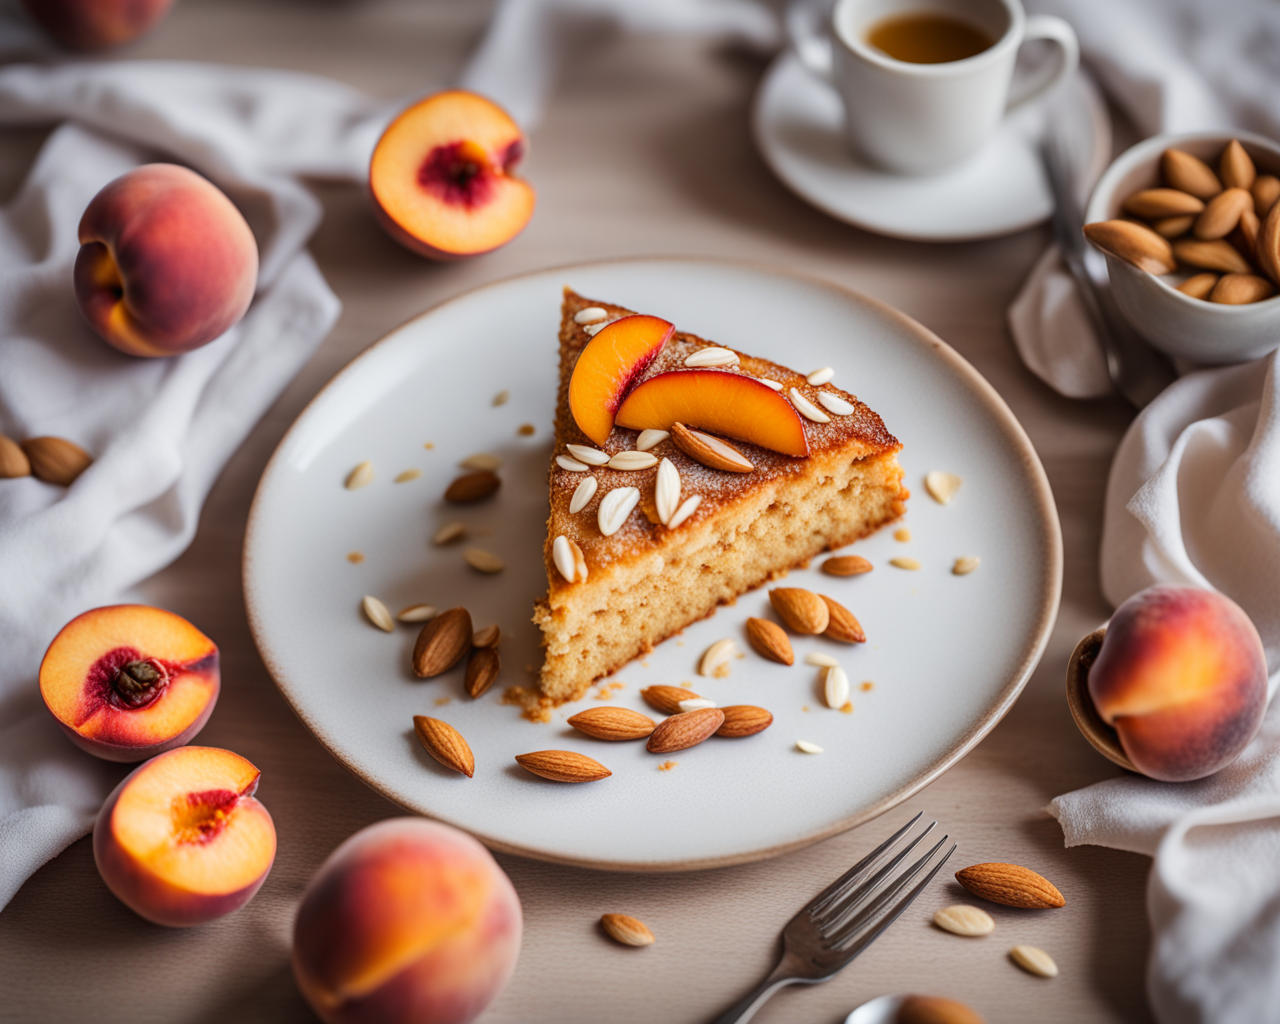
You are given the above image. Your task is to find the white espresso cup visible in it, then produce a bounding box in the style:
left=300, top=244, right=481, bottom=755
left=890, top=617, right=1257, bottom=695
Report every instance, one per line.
left=788, top=0, right=1079, bottom=175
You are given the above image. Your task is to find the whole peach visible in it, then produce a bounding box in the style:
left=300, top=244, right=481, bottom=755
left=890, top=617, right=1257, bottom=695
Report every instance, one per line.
left=293, top=818, right=522, bottom=1024
left=1088, top=584, right=1268, bottom=781
left=21, top=0, right=173, bottom=51
left=75, top=164, right=258, bottom=357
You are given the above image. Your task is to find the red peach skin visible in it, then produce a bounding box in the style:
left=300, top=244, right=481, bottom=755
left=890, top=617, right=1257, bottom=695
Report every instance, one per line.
left=293, top=818, right=522, bottom=1024
left=21, top=0, right=174, bottom=51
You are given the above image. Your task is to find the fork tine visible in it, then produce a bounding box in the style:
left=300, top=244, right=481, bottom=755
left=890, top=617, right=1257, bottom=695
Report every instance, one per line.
left=825, top=836, right=956, bottom=951
left=806, top=811, right=923, bottom=917
left=813, top=820, right=936, bottom=928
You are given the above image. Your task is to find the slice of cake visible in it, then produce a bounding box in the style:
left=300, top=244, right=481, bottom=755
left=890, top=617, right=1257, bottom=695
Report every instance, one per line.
left=533, top=288, right=907, bottom=703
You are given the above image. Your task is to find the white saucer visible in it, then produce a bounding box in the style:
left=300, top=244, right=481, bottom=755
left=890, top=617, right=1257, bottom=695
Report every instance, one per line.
left=752, top=53, right=1111, bottom=242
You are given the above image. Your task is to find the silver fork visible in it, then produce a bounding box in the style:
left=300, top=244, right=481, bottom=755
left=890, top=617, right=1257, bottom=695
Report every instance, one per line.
left=709, top=814, right=955, bottom=1024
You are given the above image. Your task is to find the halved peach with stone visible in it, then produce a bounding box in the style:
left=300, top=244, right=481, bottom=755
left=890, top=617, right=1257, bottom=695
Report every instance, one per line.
left=568, top=314, right=675, bottom=445
left=94, top=746, right=276, bottom=926
left=370, top=90, right=534, bottom=260
left=615, top=369, right=810, bottom=456
left=40, top=604, right=219, bottom=762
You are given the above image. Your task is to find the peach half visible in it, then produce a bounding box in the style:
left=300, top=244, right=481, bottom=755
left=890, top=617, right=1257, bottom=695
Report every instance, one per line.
left=370, top=90, right=534, bottom=260
left=293, top=818, right=522, bottom=1024
left=40, top=604, right=219, bottom=762
left=94, top=746, right=276, bottom=926
left=1088, top=585, right=1268, bottom=782
left=615, top=369, right=810, bottom=456
left=568, top=314, right=675, bottom=445
left=75, top=163, right=258, bottom=357
left=21, top=0, right=173, bottom=51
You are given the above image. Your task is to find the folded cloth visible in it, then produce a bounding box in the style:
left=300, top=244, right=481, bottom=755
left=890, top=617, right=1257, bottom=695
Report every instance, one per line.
left=0, top=61, right=392, bottom=912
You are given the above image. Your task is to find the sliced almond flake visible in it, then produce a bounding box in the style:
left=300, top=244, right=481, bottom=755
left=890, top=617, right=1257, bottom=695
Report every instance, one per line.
left=789, top=388, right=831, bottom=423
left=925, top=470, right=962, bottom=504
left=684, top=346, right=739, bottom=367
left=608, top=450, right=659, bottom=471
left=758, top=378, right=784, bottom=391
left=890, top=557, right=921, bottom=570
left=698, top=638, right=735, bottom=677
left=552, top=535, right=577, bottom=583
left=362, top=595, right=394, bottom=632
left=635, top=429, right=670, bottom=451
left=597, top=486, right=640, bottom=536
left=569, top=476, right=598, bottom=514
left=807, top=367, right=835, bottom=385
left=394, top=468, right=422, bottom=483
left=345, top=461, right=374, bottom=490
left=1010, top=945, right=1058, bottom=978
left=570, top=538, right=588, bottom=582
left=667, top=494, right=702, bottom=529
left=574, top=306, right=609, bottom=324
left=655, top=458, right=680, bottom=525
left=584, top=318, right=618, bottom=336
left=556, top=455, right=589, bottom=472
left=492, top=390, right=510, bottom=407
left=434, top=522, right=466, bottom=545
left=464, top=547, right=505, bottom=573
left=397, top=603, right=438, bottom=623
left=953, top=556, right=981, bottom=576
left=796, top=740, right=824, bottom=754
left=817, top=391, right=855, bottom=415
left=678, top=697, right=718, bottom=712
left=805, top=652, right=840, bottom=668
left=822, top=665, right=850, bottom=709
left=460, top=452, right=502, bottom=471
left=566, top=444, right=610, bottom=466
left=933, top=905, right=995, bottom=937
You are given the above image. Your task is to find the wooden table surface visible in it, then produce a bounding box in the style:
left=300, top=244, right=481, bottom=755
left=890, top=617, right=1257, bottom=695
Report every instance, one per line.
left=0, top=2, right=1154, bottom=1021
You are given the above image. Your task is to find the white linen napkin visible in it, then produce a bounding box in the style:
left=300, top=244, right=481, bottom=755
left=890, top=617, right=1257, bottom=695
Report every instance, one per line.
left=0, top=61, right=391, bottom=911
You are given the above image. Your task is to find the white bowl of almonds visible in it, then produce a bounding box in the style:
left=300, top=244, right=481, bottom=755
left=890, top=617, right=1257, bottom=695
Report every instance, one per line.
left=1083, top=131, right=1280, bottom=364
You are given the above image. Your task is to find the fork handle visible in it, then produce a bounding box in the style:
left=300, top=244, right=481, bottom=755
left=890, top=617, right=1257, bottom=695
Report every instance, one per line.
left=707, top=959, right=804, bottom=1024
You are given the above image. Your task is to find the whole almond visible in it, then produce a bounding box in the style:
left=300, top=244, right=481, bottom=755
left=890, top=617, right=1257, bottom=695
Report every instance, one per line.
left=22, top=436, right=92, bottom=486
left=1253, top=174, right=1280, bottom=218
left=955, top=863, right=1065, bottom=909
left=823, top=554, right=873, bottom=576
left=444, top=470, right=500, bottom=503
left=1153, top=214, right=1195, bottom=238
left=0, top=435, right=31, bottom=478
left=1162, top=147, right=1223, bottom=199
left=515, top=749, right=611, bottom=782
left=820, top=595, right=865, bottom=643
left=1177, top=273, right=1219, bottom=300
left=601, top=913, right=655, bottom=947
left=933, top=904, right=996, bottom=937
left=1121, top=187, right=1204, bottom=220
left=746, top=617, right=794, bottom=665
left=647, top=708, right=725, bottom=753
left=1193, top=187, right=1253, bottom=240
left=1257, top=201, right=1280, bottom=285
left=464, top=646, right=500, bottom=698
left=716, top=705, right=774, bottom=738
left=1082, top=220, right=1176, bottom=275
left=413, top=716, right=474, bottom=777
left=896, top=994, right=986, bottom=1024
left=568, top=706, right=656, bottom=741
left=1172, top=238, right=1253, bottom=275
left=641, top=685, right=702, bottom=715
left=1210, top=273, right=1274, bottom=305
left=770, top=588, right=830, bottom=634
left=472, top=624, right=500, bottom=648
left=669, top=421, right=754, bottom=473
left=1220, top=139, right=1256, bottom=190
left=412, top=607, right=473, bottom=678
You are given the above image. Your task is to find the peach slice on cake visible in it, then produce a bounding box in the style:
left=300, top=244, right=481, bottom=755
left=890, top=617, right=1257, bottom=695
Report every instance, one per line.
left=370, top=90, right=535, bottom=260
left=93, top=746, right=276, bottom=926
left=40, top=604, right=219, bottom=762
left=615, top=369, right=810, bottom=457
left=567, top=314, right=675, bottom=445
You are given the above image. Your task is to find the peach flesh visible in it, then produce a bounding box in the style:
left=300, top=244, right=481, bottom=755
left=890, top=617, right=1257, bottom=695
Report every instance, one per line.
left=21, top=0, right=173, bottom=51
left=293, top=818, right=522, bottom=1024
left=568, top=314, right=675, bottom=445
left=1088, top=585, right=1268, bottom=782
left=93, top=746, right=276, bottom=927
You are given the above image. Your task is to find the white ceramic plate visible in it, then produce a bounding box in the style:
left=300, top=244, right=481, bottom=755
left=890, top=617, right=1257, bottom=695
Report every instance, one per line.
left=752, top=53, right=1111, bottom=241
left=244, top=258, right=1061, bottom=871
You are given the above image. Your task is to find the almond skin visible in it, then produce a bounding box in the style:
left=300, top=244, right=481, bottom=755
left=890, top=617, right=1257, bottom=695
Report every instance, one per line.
left=1193, top=187, right=1253, bottom=240
left=1253, top=174, right=1280, bottom=218
left=413, top=716, right=474, bottom=777
left=820, top=595, right=865, bottom=643
left=567, top=706, right=656, bottom=741
left=955, top=863, right=1065, bottom=909
left=1153, top=214, right=1195, bottom=238
left=716, top=705, right=773, bottom=738
left=1210, top=273, right=1274, bottom=305
left=1173, top=238, right=1253, bottom=275
left=641, top=685, right=701, bottom=715
left=601, top=913, right=655, bottom=947
left=822, top=555, right=873, bottom=576
left=515, top=749, right=611, bottom=782
left=1082, top=220, right=1176, bottom=275
left=1220, top=139, right=1257, bottom=190
left=1122, top=187, right=1204, bottom=220
left=746, top=617, right=794, bottom=665
left=769, top=588, right=830, bottom=634
left=0, top=435, right=31, bottom=478
left=22, top=436, right=92, bottom=486
left=1177, top=272, right=1220, bottom=299
left=1257, top=201, right=1280, bottom=285
left=472, top=624, right=500, bottom=647
left=444, top=469, right=500, bottom=503
left=669, top=421, right=754, bottom=473
left=464, top=646, right=500, bottom=698
left=647, top=708, right=725, bottom=753
left=412, top=607, right=473, bottom=678
left=896, top=995, right=985, bottom=1024
left=1162, top=147, right=1223, bottom=200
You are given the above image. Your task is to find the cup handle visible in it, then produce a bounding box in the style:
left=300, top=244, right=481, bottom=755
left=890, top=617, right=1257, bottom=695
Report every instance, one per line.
left=785, top=0, right=836, bottom=84
left=1006, top=14, right=1080, bottom=112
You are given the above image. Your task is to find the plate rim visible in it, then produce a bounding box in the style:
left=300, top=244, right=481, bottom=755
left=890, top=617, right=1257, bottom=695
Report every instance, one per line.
left=243, top=255, right=1063, bottom=872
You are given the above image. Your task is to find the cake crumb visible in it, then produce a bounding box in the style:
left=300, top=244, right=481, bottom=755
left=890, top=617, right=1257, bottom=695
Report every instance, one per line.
left=861, top=681, right=874, bottom=692
left=423, top=441, right=435, bottom=449
left=658, top=761, right=678, bottom=772
left=435, top=697, right=452, bottom=707
left=594, top=682, right=626, bottom=700
left=713, top=664, right=730, bottom=679
left=841, top=701, right=854, bottom=714
left=493, top=389, right=510, bottom=406
left=801, top=705, right=810, bottom=712
left=502, top=685, right=555, bottom=723
left=346, top=551, right=364, bottom=564
left=894, top=527, right=912, bottom=542
left=518, top=423, right=536, bottom=436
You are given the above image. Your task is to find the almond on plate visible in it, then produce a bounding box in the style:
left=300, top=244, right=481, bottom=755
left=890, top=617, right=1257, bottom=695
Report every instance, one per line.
left=769, top=588, right=829, bottom=634
left=955, top=862, right=1065, bottom=909
left=716, top=705, right=773, bottom=738
left=567, top=707, right=656, bottom=741
left=745, top=617, right=794, bottom=665
left=601, top=913, right=655, bottom=947
left=412, top=716, right=474, bottom=777
left=646, top=708, right=725, bottom=753
left=641, top=685, right=702, bottom=715
left=412, top=607, right=473, bottom=678
left=514, top=750, right=611, bottom=782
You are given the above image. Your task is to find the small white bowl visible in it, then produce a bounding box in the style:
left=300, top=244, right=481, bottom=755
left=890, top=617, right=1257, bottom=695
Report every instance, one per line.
left=1084, top=130, right=1280, bottom=364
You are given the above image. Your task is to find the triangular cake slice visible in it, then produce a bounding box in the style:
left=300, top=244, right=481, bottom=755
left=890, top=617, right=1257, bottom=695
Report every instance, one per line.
left=534, top=288, right=907, bottom=703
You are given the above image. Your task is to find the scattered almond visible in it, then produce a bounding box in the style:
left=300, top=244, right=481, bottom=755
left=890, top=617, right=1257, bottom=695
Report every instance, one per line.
left=412, top=607, right=473, bottom=678
left=670, top=422, right=754, bottom=473
left=569, top=476, right=598, bottom=514
left=434, top=521, right=467, bottom=545
left=23, top=437, right=92, bottom=486
left=460, top=452, right=502, bottom=471
left=601, top=913, right=655, bottom=947
left=445, top=470, right=501, bottom=503
left=472, top=624, right=500, bottom=647
left=465, top=647, right=500, bottom=698
left=666, top=494, right=702, bottom=529
left=890, top=557, right=921, bottom=570
left=397, top=603, right=438, bottom=623
left=1162, top=148, right=1223, bottom=199
left=1193, top=187, right=1253, bottom=240
left=597, top=486, right=640, bottom=536
left=822, top=664, right=850, bottom=709
left=684, top=346, right=739, bottom=367
left=1010, top=945, right=1058, bottom=979
left=894, top=527, right=912, bottom=542
left=345, top=460, right=373, bottom=490
left=608, top=450, right=658, bottom=471
left=925, top=470, right=962, bottom=504
left=1177, top=273, right=1219, bottom=299
left=641, top=685, right=701, bottom=715
left=822, top=554, right=873, bottom=576
left=1211, top=273, right=1274, bottom=304
left=698, top=638, right=736, bottom=677
left=1220, top=138, right=1256, bottom=190
left=0, top=435, right=30, bottom=478
left=677, top=697, right=717, bottom=712
left=464, top=547, right=504, bottom=573
left=566, top=443, right=609, bottom=465
left=394, top=469, right=421, bottom=483
left=568, top=706, right=656, bottom=741
left=1172, top=238, right=1253, bottom=275
left=806, top=366, right=835, bottom=385
left=361, top=595, right=395, bottom=632
left=1082, top=220, right=1177, bottom=275
left=413, top=716, right=474, bottom=777
left=515, top=749, right=611, bottom=782
left=716, top=705, right=773, bottom=737
left=635, top=428, right=670, bottom=451
left=952, top=556, right=981, bottom=576
left=746, top=618, right=794, bottom=665
left=769, top=588, right=829, bottom=634
left=955, top=863, right=1065, bottom=909
left=795, top=740, right=824, bottom=754
left=804, top=652, right=840, bottom=668
left=933, top=905, right=995, bottom=937
left=820, top=595, right=865, bottom=643
left=896, top=995, right=986, bottom=1024
left=789, top=387, right=831, bottom=423
left=492, top=389, right=510, bottom=406
left=646, top=708, right=725, bottom=753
